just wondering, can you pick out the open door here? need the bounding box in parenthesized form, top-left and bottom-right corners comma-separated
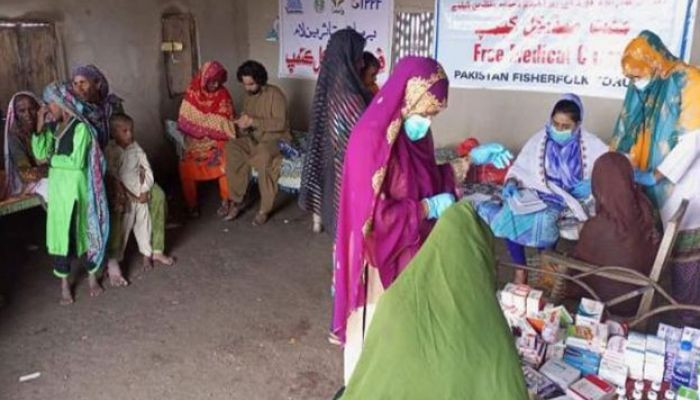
(162, 13, 198, 98)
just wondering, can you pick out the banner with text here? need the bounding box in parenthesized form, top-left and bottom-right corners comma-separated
(435, 0, 697, 98)
(279, 0, 394, 80)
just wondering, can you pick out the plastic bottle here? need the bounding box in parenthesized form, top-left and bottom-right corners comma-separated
(632, 389, 643, 400)
(648, 391, 658, 400)
(664, 389, 675, 399)
(673, 340, 695, 389)
(651, 381, 662, 392)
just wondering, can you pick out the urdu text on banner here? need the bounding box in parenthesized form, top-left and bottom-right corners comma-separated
(435, 0, 698, 98)
(279, 0, 395, 80)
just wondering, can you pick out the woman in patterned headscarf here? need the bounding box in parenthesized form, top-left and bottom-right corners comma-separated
(177, 61, 235, 217)
(299, 29, 373, 235)
(71, 64, 124, 148)
(34, 82, 110, 304)
(611, 30, 700, 325)
(3, 92, 48, 200)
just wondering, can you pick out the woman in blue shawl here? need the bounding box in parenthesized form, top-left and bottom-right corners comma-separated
(477, 94, 608, 283)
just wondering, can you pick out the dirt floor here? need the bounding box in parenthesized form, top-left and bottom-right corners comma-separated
(0, 190, 343, 400)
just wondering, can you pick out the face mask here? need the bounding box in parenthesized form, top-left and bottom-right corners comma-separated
(404, 115, 431, 141)
(633, 78, 651, 91)
(549, 127, 573, 144)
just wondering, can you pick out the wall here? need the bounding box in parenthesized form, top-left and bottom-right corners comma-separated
(4, 0, 700, 162)
(250, 0, 700, 150)
(0, 0, 248, 170)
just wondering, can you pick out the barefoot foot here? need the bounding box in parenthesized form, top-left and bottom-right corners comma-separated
(153, 253, 175, 266)
(60, 278, 74, 305)
(143, 255, 154, 271)
(107, 259, 129, 287)
(88, 274, 103, 297)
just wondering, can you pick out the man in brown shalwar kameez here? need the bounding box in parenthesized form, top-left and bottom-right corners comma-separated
(225, 60, 291, 225)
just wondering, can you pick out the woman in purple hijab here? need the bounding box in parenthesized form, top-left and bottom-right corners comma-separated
(71, 64, 124, 148)
(332, 56, 516, 381)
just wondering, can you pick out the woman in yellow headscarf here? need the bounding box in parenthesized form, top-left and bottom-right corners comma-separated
(611, 30, 700, 324)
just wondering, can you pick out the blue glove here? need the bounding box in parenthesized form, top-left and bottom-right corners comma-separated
(424, 193, 456, 220)
(501, 181, 519, 199)
(634, 170, 658, 186)
(570, 179, 592, 199)
(469, 143, 513, 169)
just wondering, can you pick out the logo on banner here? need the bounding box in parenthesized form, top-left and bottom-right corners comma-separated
(332, 0, 346, 15)
(352, 0, 382, 10)
(314, 0, 325, 13)
(285, 0, 303, 14)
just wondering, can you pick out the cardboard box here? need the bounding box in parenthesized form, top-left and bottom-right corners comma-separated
(598, 358, 628, 387)
(566, 375, 615, 400)
(566, 324, 609, 354)
(644, 334, 666, 383)
(576, 298, 604, 327)
(512, 284, 531, 315)
(523, 364, 562, 399)
(541, 358, 582, 390)
(564, 346, 602, 376)
(527, 289, 544, 318)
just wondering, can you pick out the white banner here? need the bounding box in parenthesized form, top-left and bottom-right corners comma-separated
(279, 0, 394, 80)
(435, 0, 697, 98)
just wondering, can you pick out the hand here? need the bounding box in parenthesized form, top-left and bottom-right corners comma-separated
(36, 106, 51, 133)
(424, 192, 456, 220)
(501, 180, 518, 199)
(469, 143, 513, 169)
(633, 170, 658, 186)
(235, 114, 253, 129)
(570, 179, 592, 199)
(138, 192, 150, 204)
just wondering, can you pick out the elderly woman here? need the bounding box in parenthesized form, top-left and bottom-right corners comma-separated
(33, 82, 110, 304)
(299, 29, 374, 235)
(477, 94, 608, 283)
(332, 56, 510, 381)
(611, 31, 700, 324)
(71, 64, 124, 148)
(177, 61, 235, 218)
(3, 92, 48, 200)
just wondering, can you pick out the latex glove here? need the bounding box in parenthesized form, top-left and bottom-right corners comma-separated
(501, 181, 518, 199)
(570, 179, 592, 199)
(469, 143, 513, 169)
(424, 193, 456, 220)
(634, 170, 658, 186)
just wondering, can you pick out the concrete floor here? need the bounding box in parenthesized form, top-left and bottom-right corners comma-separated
(0, 190, 343, 400)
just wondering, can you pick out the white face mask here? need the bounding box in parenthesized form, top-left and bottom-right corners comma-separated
(633, 78, 651, 91)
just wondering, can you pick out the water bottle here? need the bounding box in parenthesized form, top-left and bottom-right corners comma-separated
(672, 340, 694, 389)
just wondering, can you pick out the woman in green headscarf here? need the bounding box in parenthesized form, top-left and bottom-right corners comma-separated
(611, 31, 700, 325)
(340, 202, 527, 400)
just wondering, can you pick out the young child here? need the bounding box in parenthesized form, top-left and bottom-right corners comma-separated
(108, 114, 173, 270)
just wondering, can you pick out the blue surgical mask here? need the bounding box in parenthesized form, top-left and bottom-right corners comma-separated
(633, 78, 651, 91)
(549, 127, 573, 144)
(404, 115, 431, 141)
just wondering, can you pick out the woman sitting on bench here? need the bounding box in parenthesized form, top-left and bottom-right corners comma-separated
(3, 92, 48, 200)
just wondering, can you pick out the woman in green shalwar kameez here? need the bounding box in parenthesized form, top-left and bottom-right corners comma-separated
(33, 82, 110, 304)
(341, 202, 528, 400)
